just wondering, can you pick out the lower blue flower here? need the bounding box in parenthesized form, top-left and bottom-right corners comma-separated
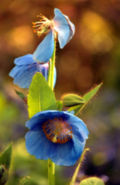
(25, 110, 89, 166)
(9, 54, 56, 88)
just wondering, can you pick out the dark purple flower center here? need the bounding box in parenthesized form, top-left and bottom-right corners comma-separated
(42, 118, 72, 144)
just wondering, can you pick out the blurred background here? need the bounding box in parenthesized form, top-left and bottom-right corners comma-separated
(0, 0, 120, 184)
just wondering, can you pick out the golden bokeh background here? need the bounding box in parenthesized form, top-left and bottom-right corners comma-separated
(0, 1, 120, 185)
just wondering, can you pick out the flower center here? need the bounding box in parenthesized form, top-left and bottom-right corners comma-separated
(32, 15, 53, 36)
(42, 118, 72, 144)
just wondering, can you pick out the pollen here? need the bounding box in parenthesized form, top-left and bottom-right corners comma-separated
(32, 14, 53, 36)
(42, 118, 72, 144)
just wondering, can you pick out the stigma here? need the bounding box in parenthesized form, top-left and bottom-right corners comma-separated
(42, 118, 72, 144)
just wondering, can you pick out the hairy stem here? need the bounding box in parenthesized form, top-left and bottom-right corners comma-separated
(70, 148, 89, 185)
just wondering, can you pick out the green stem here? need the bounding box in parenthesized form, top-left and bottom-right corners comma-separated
(48, 41, 56, 90)
(48, 40, 56, 185)
(70, 148, 89, 185)
(48, 159, 55, 185)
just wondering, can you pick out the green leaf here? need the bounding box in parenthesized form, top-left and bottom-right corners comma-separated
(83, 83, 103, 102)
(0, 144, 12, 170)
(19, 177, 37, 185)
(79, 177, 105, 185)
(76, 83, 103, 114)
(28, 73, 57, 118)
(62, 93, 85, 107)
(66, 83, 102, 114)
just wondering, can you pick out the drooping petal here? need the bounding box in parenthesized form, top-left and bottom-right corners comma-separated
(25, 129, 85, 166)
(53, 8, 75, 48)
(33, 31, 54, 63)
(9, 54, 35, 78)
(10, 63, 48, 89)
(50, 135, 85, 166)
(13, 64, 39, 88)
(14, 54, 35, 65)
(9, 54, 56, 88)
(9, 65, 22, 78)
(25, 130, 56, 160)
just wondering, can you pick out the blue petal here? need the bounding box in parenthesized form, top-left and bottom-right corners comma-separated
(10, 63, 44, 88)
(33, 31, 54, 63)
(26, 110, 69, 130)
(66, 112, 89, 140)
(53, 8, 75, 48)
(13, 64, 39, 88)
(26, 110, 88, 141)
(26, 111, 56, 130)
(9, 60, 56, 88)
(25, 129, 85, 166)
(14, 54, 35, 65)
(63, 14, 75, 40)
(40, 64, 48, 79)
(9, 65, 22, 77)
(50, 135, 85, 166)
(25, 129, 56, 160)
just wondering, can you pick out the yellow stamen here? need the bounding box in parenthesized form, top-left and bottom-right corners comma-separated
(32, 14, 53, 36)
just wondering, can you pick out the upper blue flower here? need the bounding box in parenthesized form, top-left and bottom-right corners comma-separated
(25, 110, 89, 166)
(9, 54, 56, 88)
(33, 8, 75, 63)
(9, 8, 74, 88)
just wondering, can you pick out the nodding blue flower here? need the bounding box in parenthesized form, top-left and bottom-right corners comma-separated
(9, 54, 56, 88)
(33, 8, 75, 63)
(25, 110, 89, 166)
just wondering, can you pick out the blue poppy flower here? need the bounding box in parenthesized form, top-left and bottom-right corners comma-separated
(25, 110, 89, 166)
(9, 54, 56, 88)
(9, 8, 74, 88)
(33, 8, 75, 63)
